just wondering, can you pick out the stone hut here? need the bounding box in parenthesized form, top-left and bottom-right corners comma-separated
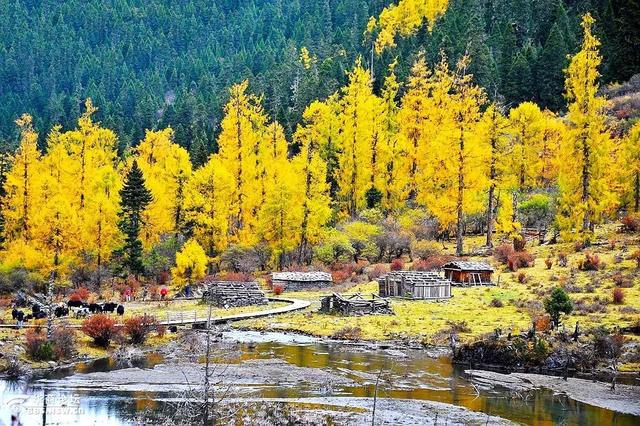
(377, 271, 452, 300)
(203, 280, 268, 308)
(271, 271, 332, 291)
(442, 261, 494, 286)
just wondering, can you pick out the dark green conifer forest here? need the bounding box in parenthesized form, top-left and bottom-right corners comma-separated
(0, 0, 638, 160)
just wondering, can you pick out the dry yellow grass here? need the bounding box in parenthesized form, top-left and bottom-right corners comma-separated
(238, 227, 640, 345)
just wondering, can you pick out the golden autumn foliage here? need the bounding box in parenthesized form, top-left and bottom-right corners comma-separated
(368, 0, 450, 53)
(0, 13, 633, 278)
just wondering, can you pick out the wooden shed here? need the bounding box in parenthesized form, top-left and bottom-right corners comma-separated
(442, 261, 494, 286)
(271, 271, 332, 291)
(203, 280, 268, 308)
(320, 293, 393, 316)
(377, 271, 452, 300)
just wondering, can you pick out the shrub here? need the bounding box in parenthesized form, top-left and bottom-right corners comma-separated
(216, 272, 254, 282)
(489, 298, 503, 308)
(534, 314, 552, 332)
(557, 252, 568, 267)
(629, 250, 640, 268)
(592, 327, 624, 359)
(367, 263, 388, 281)
(390, 258, 404, 271)
(156, 324, 167, 338)
(493, 243, 514, 264)
(544, 257, 553, 270)
(331, 326, 362, 340)
(272, 284, 284, 295)
(25, 329, 54, 361)
(513, 235, 526, 252)
(612, 288, 625, 305)
(446, 320, 471, 333)
(51, 326, 77, 360)
(411, 255, 454, 271)
(69, 286, 92, 302)
(578, 253, 601, 271)
(621, 214, 640, 232)
(544, 287, 573, 327)
(507, 251, 535, 271)
(612, 273, 633, 288)
(124, 315, 158, 344)
(82, 314, 118, 347)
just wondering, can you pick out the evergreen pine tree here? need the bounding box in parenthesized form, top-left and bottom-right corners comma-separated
(537, 23, 569, 111)
(117, 160, 153, 276)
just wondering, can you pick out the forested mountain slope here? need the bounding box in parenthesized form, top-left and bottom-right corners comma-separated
(0, 0, 637, 159)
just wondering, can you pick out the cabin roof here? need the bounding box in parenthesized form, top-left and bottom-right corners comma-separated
(271, 271, 333, 282)
(377, 270, 451, 286)
(204, 280, 260, 287)
(442, 261, 494, 272)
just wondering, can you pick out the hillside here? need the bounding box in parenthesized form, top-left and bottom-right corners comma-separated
(0, 0, 638, 159)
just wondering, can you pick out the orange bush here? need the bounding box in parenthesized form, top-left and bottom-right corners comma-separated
(578, 253, 601, 271)
(69, 286, 91, 302)
(272, 283, 284, 295)
(82, 314, 118, 347)
(534, 314, 552, 332)
(612, 288, 625, 305)
(124, 315, 158, 344)
(390, 258, 404, 271)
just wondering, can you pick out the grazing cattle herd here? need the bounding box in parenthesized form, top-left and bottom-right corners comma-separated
(11, 299, 126, 325)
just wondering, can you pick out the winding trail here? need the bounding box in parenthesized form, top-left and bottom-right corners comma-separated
(1, 297, 311, 329)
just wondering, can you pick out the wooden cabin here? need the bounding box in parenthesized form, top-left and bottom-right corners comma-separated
(377, 271, 452, 300)
(203, 280, 268, 308)
(271, 271, 332, 291)
(442, 261, 494, 286)
(320, 293, 393, 316)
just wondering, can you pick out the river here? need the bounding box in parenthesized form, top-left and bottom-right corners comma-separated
(1, 330, 638, 425)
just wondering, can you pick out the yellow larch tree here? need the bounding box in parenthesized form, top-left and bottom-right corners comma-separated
(478, 104, 510, 247)
(335, 61, 380, 217)
(135, 127, 192, 247)
(172, 238, 207, 286)
(398, 56, 431, 201)
(3, 114, 41, 243)
(292, 103, 333, 263)
(368, 0, 450, 53)
(417, 56, 488, 255)
(216, 81, 268, 245)
(183, 156, 234, 270)
(624, 122, 640, 212)
(378, 60, 408, 213)
(59, 100, 121, 269)
(557, 13, 616, 241)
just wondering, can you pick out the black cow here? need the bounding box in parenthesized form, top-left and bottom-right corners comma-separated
(13, 310, 24, 321)
(88, 303, 103, 313)
(102, 302, 118, 313)
(32, 304, 42, 315)
(169, 325, 178, 333)
(34, 311, 47, 319)
(54, 306, 69, 317)
(12, 309, 19, 320)
(116, 305, 125, 316)
(67, 300, 83, 308)
(23, 314, 33, 321)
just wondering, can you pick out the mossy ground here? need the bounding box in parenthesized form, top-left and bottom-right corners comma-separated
(237, 227, 640, 349)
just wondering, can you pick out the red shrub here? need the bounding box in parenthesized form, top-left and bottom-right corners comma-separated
(412, 255, 455, 271)
(493, 243, 515, 265)
(507, 251, 535, 271)
(69, 286, 91, 302)
(272, 284, 284, 295)
(215, 272, 254, 282)
(517, 272, 528, 284)
(331, 270, 351, 283)
(156, 324, 167, 338)
(612, 273, 633, 288)
(621, 214, 640, 232)
(513, 235, 526, 252)
(578, 253, 601, 271)
(82, 314, 118, 347)
(613, 288, 625, 305)
(390, 258, 404, 271)
(124, 315, 158, 344)
(51, 326, 77, 360)
(25, 329, 52, 361)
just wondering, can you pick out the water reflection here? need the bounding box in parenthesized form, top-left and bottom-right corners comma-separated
(0, 332, 638, 425)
